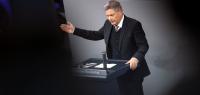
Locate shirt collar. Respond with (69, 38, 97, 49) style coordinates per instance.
(117, 15, 124, 29)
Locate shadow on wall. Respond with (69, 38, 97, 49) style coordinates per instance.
(168, 77, 200, 95)
(167, 0, 200, 95)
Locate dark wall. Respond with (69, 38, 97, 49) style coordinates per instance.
(0, 0, 72, 95)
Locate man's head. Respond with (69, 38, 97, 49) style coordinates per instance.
(104, 0, 124, 26)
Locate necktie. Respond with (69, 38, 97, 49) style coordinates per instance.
(114, 25, 119, 32)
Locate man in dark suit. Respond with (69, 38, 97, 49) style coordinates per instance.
(60, 0, 150, 95)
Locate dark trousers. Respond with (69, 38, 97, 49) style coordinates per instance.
(117, 69, 144, 95)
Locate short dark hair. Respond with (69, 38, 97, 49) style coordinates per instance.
(104, 0, 122, 11)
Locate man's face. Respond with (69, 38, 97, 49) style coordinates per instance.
(105, 9, 123, 26)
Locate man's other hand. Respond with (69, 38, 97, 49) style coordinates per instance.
(126, 57, 139, 71)
(60, 21, 75, 33)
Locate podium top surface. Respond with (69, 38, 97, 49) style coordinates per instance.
(72, 58, 130, 80)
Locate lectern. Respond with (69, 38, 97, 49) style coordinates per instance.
(71, 53, 130, 95)
(72, 53, 130, 80)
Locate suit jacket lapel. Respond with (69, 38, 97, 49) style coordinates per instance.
(119, 15, 129, 51)
(104, 22, 112, 46)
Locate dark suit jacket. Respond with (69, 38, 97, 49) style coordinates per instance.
(74, 15, 150, 77)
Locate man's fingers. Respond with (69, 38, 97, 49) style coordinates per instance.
(130, 62, 137, 71)
(125, 60, 137, 71)
(67, 21, 73, 26)
(60, 24, 65, 27)
(60, 24, 68, 28)
(135, 62, 138, 67)
(67, 21, 70, 24)
(59, 21, 74, 33)
(125, 60, 131, 64)
(130, 62, 132, 69)
(126, 60, 134, 69)
(60, 21, 72, 28)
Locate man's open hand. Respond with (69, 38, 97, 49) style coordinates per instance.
(60, 21, 75, 33)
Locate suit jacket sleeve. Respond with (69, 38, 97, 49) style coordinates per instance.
(73, 22, 106, 41)
(133, 22, 149, 62)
